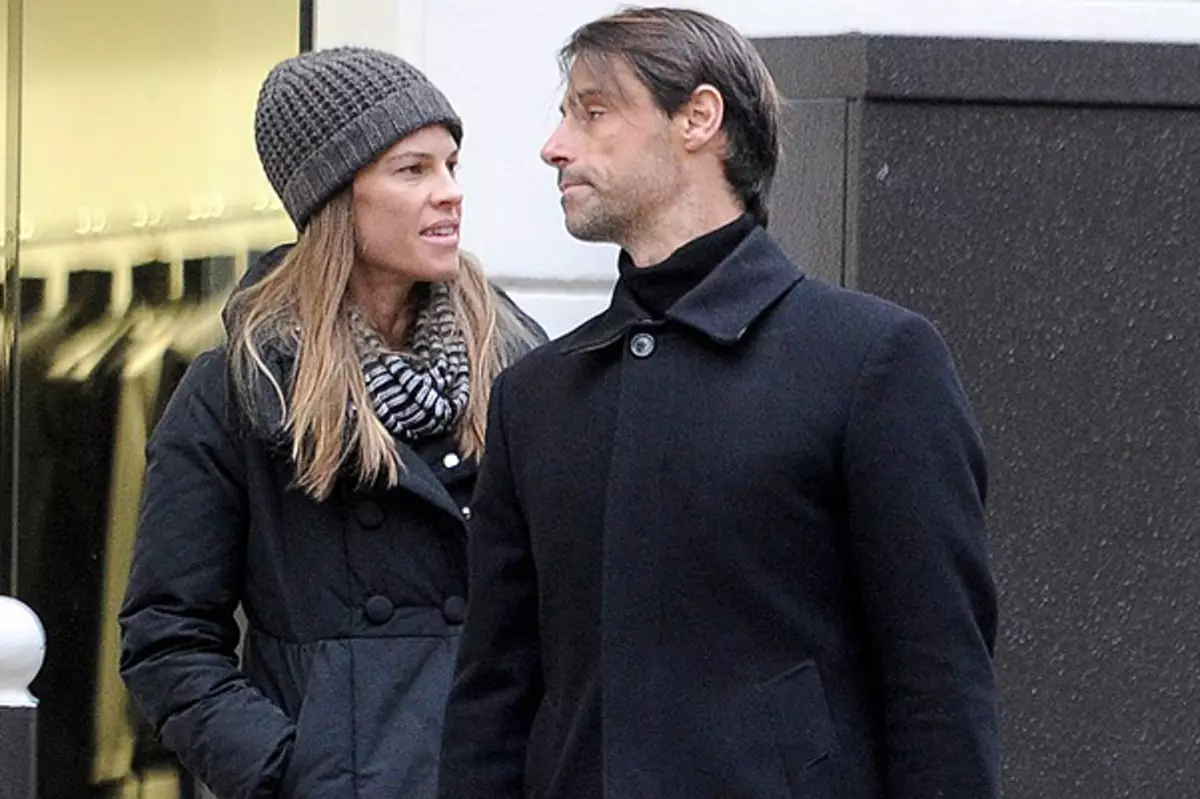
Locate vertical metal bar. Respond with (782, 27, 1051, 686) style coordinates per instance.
(299, 0, 314, 52)
(1, 0, 21, 599)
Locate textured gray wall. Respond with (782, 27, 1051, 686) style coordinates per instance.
(760, 35, 1200, 798)
(855, 99, 1200, 799)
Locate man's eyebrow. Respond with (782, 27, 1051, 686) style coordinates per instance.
(560, 87, 608, 115)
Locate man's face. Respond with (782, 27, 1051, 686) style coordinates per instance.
(541, 57, 681, 246)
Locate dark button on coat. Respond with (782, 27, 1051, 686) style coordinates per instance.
(439, 229, 999, 799)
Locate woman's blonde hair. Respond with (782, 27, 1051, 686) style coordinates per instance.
(228, 188, 537, 501)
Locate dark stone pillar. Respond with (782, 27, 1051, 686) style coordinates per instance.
(757, 34, 1200, 798)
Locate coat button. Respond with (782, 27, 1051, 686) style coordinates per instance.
(442, 452, 461, 469)
(364, 595, 394, 624)
(442, 595, 467, 625)
(355, 500, 384, 529)
(630, 332, 656, 359)
(460, 505, 472, 521)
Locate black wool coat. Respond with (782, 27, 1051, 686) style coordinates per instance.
(119, 248, 545, 798)
(438, 228, 1000, 799)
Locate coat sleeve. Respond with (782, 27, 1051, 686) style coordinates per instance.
(118, 350, 295, 799)
(438, 369, 544, 798)
(841, 313, 1000, 797)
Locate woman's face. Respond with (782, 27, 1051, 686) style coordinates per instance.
(351, 125, 462, 284)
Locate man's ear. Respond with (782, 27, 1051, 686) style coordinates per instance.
(676, 84, 725, 153)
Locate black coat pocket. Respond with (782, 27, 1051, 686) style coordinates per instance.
(756, 661, 837, 798)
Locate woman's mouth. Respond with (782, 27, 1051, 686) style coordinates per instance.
(420, 220, 460, 245)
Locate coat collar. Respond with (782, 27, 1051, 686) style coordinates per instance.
(562, 227, 805, 354)
(391, 439, 471, 520)
(251, 364, 467, 520)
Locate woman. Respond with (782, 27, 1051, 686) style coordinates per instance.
(118, 47, 544, 798)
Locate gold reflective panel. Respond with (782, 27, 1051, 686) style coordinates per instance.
(12, 3, 303, 796)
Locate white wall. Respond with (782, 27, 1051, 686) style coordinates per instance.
(316, 0, 1200, 337)
(314, 0, 426, 61)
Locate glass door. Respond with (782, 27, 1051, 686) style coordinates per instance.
(11, 3, 306, 796)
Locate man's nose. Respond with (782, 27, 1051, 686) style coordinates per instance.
(541, 121, 573, 169)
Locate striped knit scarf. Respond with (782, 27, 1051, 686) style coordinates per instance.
(348, 281, 470, 442)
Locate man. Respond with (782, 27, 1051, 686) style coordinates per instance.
(438, 7, 999, 798)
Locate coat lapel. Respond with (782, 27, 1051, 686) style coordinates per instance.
(666, 228, 805, 344)
(392, 439, 466, 520)
(559, 227, 805, 355)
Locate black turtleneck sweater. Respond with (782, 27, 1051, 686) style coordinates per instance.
(618, 214, 757, 319)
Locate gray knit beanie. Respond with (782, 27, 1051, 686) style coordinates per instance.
(254, 47, 463, 229)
